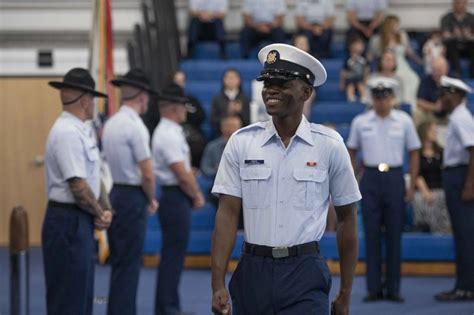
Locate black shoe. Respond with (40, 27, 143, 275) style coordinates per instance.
(363, 292, 384, 302)
(435, 289, 474, 301)
(385, 294, 405, 303)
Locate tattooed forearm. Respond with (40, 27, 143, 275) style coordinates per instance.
(68, 177, 104, 217)
(98, 181, 113, 213)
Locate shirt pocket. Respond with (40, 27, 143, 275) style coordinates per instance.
(240, 167, 272, 209)
(293, 168, 327, 211)
(85, 145, 100, 176)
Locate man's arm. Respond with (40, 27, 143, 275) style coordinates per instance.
(295, 15, 312, 31)
(243, 13, 256, 28)
(462, 147, 474, 201)
(348, 148, 358, 172)
(139, 159, 157, 205)
(407, 149, 420, 201)
(347, 11, 366, 31)
(68, 177, 104, 217)
(170, 161, 205, 208)
(211, 195, 242, 314)
(98, 181, 112, 212)
(323, 16, 335, 29)
(369, 10, 385, 31)
(417, 99, 441, 113)
(272, 15, 284, 28)
(332, 202, 358, 314)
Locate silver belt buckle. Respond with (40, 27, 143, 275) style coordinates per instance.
(272, 247, 289, 258)
(378, 163, 390, 172)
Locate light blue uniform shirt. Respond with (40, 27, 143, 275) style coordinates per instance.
(102, 105, 151, 185)
(190, 0, 228, 13)
(444, 103, 474, 167)
(346, 0, 387, 21)
(296, 0, 335, 25)
(347, 109, 421, 167)
(242, 0, 286, 24)
(212, 116, 361, 247)
(45, 112, 101, 203)
(152, 118, 191, 186)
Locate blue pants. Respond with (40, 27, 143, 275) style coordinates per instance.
(443, 166, 474, 291)
(299, 27, 333, 58)
(42, 205, 95, 315)
(155, 187, 192, 315)
(360, 168, 405, 296)
(240, 26, 286, 58)
(187, 17, 226, 57)
(107, 185, 148, 315)
(229, 252, 332, 315)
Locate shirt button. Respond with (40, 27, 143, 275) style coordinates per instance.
(278, 224, 283, 228)
(279, 200, 284, 204)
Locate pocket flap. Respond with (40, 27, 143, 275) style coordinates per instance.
(86, 146, 100, 162)
(293, 169, 327, 182)
(240, 167, 272, 181)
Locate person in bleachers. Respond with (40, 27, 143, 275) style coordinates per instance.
(293, 34, 317, 117)
(414, 56, 450, 127)
(210, 68, 250, 133)
(440, 0, 474, 78)
(368, 15, 423, 107)
(412, 122, 451, 234)
(240, 0, 286, 59)
(422, 31, 446, 75)
(368, 50, 404, 105)
(173, 70, 207, 168)
(347, 77, 421, 303)
(187, 0, 228, 59)
(295, 0, 335, 58)
(340, 36, 369, 103)
(346, 0, 387, 46)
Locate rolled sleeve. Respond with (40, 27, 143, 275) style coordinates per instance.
(130, 126, 151, 163)
(54, 130, 87, 180)
(329, 141, 362, 206)
(212, 136, 242, 198)
(404, 116, 422, 151)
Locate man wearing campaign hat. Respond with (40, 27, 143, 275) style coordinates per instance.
(347, 77, 421, 303)
(211, 44, 361, 315)
(102, 68, 159, 315)
(43, 68, 114, 314)
(152, 84, 206, 315)
(435, 76, 474, 301)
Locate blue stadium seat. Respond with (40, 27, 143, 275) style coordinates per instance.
(310, 102, 367, 124)
(193, 41, 241, 60)
(316, 81, 345, 101)
(181, 60, 260, 81)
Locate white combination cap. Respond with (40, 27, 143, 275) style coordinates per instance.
(440, 76, 472, 94)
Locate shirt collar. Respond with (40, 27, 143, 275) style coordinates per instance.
(450, 101, 467, 120)
(120, 105, 141, 121)
(61, 111, 90, 134)
(160, 117, 183, 131)
(368, 109, 397, 121)
(260, 116, 314, 147)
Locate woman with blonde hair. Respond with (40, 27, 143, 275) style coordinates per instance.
(368, 15, 422, 107)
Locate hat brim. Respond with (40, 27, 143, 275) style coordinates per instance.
(110, 78, 159, 96)
(48, 81, 107, 97)
(158, 94, 189, 104)
(256, 73, 300, 83)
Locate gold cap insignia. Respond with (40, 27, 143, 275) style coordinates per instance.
(266, 50, 279, 64)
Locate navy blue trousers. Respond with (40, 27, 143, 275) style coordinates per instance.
(299, 28, 333, 58)
(107, 185, 148, 315)
(443, 166, 474, 291)
(360, 168, 405, 296)
(187, 17, 226, 57)
(240, 26, 286, 58)
(229, 252, 332, 315)
(155, 187, 192, 315)
(42, 206, 95, 315)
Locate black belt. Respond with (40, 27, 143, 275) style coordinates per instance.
(114, 183, 142, 189)
(47, 200, 79, 210)
(161, 185, 181, 192)
(243, 241, 319, 259)
(364, 164, 402, 172)
(444, 164, 468, 170)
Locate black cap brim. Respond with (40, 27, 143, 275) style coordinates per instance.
(158, 94, 189, 104)
(48, 81, 107, 97)
(110, 78, 159, 96)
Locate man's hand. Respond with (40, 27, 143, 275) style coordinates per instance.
(331, 292, 350, 315)
(148, 198, 159, 215)
(94, 210, 113, 230)
(212, 287, 231, 314)
(422, 190, 434, 205)
(193, 192, 206, 209)
(461, 183, 474, 202)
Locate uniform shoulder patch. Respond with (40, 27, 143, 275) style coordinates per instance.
(309, 123, 343, 142)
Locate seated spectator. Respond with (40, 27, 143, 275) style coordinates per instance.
(423, 31, 446, 75)
(240, 0, 286, 59)
(187, 0, 228, 59)
(210, 68, 250, 132)
(441, 0, 474, 78)
(368, 50, 404, 104)
(368, 15, 422, 106)
(414, 56, 450, 126)
(340, 36, 369, 102)
(295, 0, 335, 58)
(346, 0, 387, 45)
(200, 115, 242, 178)
(172, 71, 207, 168)
(413, 122, 451, 234)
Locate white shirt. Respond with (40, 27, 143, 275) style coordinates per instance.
(102, 105, 151, 185)
(212, 116, 361, 247)
(45, 112, 101, 203)
(347, 109, 421, 167)
(242, 0, 286, 23)
(296, 0, 335, 25)
(346, 0, 387, 21)
(189, 0, 228, 13)
(152, 118, 191, 185)
(444, 103, 474, 167)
